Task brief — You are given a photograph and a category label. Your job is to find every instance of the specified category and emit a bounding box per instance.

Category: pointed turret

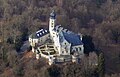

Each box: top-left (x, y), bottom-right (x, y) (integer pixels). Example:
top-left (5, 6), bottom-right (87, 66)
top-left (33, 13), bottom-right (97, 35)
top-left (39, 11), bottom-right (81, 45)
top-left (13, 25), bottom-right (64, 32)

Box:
top-left (50, 10), bottom-right (56, 19)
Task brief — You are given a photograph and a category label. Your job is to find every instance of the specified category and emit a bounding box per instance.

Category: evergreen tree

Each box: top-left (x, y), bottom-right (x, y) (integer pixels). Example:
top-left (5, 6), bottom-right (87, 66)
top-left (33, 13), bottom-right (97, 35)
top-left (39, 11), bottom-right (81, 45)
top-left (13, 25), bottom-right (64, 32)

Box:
top-left (97, 53), bottom-right (105, 77)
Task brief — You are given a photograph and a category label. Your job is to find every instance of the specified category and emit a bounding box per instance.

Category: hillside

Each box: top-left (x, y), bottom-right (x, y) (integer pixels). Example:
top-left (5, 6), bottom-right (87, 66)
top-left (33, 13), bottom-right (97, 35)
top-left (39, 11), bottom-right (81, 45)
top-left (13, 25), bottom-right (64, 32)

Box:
top-left (0, 0), bottom-right (120, 77)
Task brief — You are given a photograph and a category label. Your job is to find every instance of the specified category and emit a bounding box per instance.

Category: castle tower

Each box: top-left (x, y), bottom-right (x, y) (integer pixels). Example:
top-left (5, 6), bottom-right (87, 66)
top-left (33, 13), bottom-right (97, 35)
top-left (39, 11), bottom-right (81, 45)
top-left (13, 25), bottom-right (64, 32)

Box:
top-left (49, 10), bottom-right (56, 34)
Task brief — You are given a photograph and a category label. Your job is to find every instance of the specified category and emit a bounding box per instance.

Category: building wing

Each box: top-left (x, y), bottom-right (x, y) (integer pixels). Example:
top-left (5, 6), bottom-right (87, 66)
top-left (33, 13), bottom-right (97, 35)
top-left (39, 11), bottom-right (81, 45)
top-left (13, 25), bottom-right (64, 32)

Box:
top-left (62, 32), bottom-right (83, 46)
top-left (36, 28), bottom-right (49, 38)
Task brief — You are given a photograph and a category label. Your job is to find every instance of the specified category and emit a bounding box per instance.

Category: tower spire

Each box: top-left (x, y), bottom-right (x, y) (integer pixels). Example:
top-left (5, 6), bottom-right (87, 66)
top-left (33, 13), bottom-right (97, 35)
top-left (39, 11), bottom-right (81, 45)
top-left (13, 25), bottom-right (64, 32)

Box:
top-left (50, 10), bottom-right (56, 19)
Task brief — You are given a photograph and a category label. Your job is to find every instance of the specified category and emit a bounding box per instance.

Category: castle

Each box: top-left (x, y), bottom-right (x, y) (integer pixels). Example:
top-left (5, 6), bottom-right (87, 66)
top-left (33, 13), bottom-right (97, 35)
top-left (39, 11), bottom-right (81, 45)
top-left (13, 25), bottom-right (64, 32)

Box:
top-left (29, 11), bottom-right (84, 65)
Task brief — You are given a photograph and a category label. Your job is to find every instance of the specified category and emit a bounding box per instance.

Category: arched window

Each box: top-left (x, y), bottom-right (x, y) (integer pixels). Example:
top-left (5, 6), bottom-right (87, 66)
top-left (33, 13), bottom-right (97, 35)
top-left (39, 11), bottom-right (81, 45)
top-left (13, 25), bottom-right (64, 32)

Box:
top-left (76, 48), bottom-right (78, 51)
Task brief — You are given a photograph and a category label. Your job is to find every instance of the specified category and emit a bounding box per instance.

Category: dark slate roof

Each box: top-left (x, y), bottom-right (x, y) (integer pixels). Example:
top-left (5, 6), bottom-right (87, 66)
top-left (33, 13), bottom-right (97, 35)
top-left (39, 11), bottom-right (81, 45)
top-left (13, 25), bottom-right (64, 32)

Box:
top-left (53, 25), bottom-right (62, 32)
top-left (53, 25), bottom-right (73, 34)
top-left (36, 28), bottom-right (49, 38)
top-left (50, 10), bottom-right (56, 19)
top-left (62, 32), bottom-right (83, 46)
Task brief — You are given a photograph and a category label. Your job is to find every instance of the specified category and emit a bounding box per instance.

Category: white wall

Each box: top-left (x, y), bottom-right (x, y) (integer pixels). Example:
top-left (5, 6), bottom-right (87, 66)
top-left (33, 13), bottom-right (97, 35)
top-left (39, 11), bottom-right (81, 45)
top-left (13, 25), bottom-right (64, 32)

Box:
top-left (49, 18), bottom-right (55, 31)
top-left (29, 38), bottom-right (38, 47)
top-left (49, 17), bottom-right (56, 38)
top-left (52, 31), bottom-right (61, 55)
top-left (60, 40), bottom-right (71, 55)
top-left (29, 34), bottom-right (50, 47)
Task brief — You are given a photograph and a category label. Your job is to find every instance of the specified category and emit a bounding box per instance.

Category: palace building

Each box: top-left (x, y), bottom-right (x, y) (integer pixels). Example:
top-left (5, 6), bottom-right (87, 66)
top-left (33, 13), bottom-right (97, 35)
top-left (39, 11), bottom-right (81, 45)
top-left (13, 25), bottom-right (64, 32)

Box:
top-left (29, 10), bottom-right (84, 65)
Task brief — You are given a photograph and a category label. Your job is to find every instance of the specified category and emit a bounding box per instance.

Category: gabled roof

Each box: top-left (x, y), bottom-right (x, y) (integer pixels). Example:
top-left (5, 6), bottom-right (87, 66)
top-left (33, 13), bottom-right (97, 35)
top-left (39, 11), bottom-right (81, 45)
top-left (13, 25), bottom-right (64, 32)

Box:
top-left (53, 25), bottom-right (63, 32)
top-left (53, 25), bottom-right (72, 34)
top-left (62, 32), bottom-right (83, 46)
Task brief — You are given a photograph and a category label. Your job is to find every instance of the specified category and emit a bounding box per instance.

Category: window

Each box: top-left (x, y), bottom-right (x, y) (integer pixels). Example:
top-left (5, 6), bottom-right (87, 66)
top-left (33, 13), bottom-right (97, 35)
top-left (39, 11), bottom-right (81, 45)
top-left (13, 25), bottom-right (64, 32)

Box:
top-left (65, 43), bottom-right (66, 45)
top-left (51, 23), bottom-right (54, 26)
top-left (48, 35), bottom-right (50, 38)
top-left (66, 51), bottom-right (68, 53)
top-left (79, 47), bottom-right (81, 51)
top-left (57, 34), bottom-right (58, 37)
top-left (76, 48), bottom-right (78, 51)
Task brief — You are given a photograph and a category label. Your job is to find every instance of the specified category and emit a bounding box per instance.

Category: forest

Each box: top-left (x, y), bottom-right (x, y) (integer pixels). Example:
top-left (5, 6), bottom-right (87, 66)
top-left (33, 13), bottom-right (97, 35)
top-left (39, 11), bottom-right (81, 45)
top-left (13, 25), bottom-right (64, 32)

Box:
top-left (0, 0), bottom-right (120, 77)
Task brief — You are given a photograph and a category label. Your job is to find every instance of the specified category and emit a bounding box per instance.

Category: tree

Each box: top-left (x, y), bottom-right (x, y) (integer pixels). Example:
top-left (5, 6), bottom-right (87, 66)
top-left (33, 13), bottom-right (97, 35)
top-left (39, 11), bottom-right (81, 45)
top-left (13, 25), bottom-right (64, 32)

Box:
top-left (7, 36), bottom-right (14, 44)
top-left (7, 49), bottom-right (18, 67)
top-left (110, 25), bottom-right (120, 44)
top-left (13, 63), bottom-right (24, 77)
top-left (14, 36), bottom-right (23, 52)
top-left (97, 53), bottom-right (105, 77)
top-left (82, 35), bottom-right (95, 54)
top-left (95, 0), bottom-right (107, 7)
top-left (21, 27), bottom-right (29, 41)
top-left (62, 63), bottom-right (82, 77)
top-left (46, 64), bottom-right (61, 77)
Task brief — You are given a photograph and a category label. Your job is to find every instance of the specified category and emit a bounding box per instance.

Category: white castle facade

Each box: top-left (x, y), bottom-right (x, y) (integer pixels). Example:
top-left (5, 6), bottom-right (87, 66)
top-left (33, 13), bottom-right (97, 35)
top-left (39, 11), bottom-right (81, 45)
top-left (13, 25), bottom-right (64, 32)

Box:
top-left (29, 11), bottom-right (84, 65)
